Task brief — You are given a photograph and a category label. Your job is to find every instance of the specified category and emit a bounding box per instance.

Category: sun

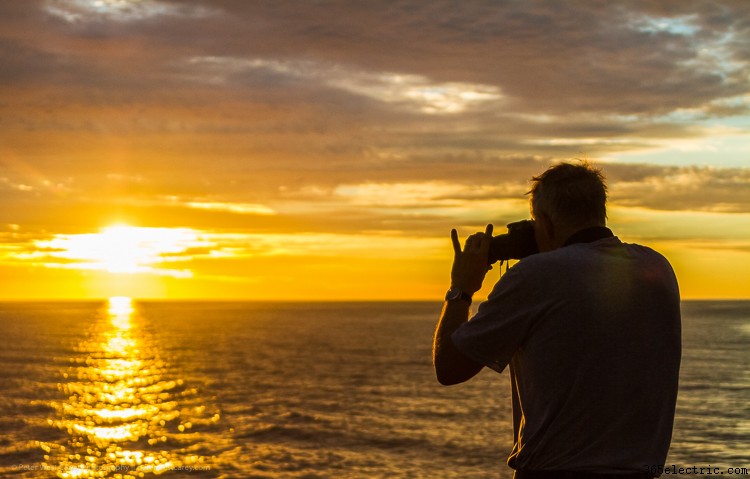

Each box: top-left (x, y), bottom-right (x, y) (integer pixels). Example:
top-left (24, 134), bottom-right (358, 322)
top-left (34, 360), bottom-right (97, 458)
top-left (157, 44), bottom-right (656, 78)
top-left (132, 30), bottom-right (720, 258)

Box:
top-left (32, 224), bottom-right (210, 278)
top-left (91, 225), bottom-right (145, 274)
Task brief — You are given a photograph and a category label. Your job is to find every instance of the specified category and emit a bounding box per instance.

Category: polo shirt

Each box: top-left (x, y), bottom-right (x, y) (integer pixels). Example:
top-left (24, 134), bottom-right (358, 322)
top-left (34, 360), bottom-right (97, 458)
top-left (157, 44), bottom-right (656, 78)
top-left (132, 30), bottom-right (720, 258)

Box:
top-left (452, 231), bottom-right (681, 473)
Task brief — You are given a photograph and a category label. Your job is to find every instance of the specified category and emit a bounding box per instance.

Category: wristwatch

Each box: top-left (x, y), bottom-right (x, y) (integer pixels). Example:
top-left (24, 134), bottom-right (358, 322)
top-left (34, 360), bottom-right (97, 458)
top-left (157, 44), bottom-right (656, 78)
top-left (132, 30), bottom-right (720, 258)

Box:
top-left (445, 287), bottom-right (472, 305)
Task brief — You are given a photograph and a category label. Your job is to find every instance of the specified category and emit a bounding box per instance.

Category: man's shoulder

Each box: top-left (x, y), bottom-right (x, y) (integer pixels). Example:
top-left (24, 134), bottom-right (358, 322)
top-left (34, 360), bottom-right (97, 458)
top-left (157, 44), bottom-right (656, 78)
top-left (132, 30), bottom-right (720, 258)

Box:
top-left (616, 239), bottom-right (675, 268)
top-left (514, 236), bottom-right (674, 272)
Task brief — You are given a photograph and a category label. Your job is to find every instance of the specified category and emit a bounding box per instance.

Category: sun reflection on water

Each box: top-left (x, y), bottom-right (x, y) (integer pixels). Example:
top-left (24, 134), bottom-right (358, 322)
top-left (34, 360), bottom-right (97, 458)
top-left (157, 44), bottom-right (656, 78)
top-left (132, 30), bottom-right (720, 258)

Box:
top-left (43, 297), bottom-right (210, 478)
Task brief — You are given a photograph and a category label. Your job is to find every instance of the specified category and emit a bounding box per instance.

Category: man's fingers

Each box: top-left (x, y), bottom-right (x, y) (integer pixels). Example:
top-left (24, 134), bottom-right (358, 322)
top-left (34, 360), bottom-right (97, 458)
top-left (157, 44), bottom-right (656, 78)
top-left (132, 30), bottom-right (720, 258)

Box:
top-left (453, 225), bottom-right (493, 254)
top-left (479, 224), bottom-right (494, 251)
top-left (451, 228), bottom-right (461, 255)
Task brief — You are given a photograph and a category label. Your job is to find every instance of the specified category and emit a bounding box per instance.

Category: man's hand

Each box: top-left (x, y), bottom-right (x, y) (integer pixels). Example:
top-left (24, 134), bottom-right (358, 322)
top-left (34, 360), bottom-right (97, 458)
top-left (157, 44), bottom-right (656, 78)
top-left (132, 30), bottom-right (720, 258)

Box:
top-left (433, 223), bottom-right (493, 386)
top-left (450, 224), bottom-right (494, 294)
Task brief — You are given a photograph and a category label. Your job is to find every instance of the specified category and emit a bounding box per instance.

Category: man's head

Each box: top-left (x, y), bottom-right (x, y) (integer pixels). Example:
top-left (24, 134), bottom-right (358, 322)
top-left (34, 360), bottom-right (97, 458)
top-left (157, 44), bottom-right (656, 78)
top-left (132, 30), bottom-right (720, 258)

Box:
top-left (529, 161), bottom-right (608, 251)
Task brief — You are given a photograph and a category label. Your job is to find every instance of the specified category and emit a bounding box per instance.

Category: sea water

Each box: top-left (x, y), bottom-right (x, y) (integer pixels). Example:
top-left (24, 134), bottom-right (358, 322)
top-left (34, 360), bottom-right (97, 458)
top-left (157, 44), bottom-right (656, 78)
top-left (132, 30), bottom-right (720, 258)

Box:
top-left (0, 300), bottom-right (747, 478)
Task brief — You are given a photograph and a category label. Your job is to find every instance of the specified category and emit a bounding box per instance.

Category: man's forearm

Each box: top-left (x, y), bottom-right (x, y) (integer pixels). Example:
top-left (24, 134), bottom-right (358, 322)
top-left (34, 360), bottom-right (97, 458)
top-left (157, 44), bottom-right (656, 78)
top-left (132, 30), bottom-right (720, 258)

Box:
top-left (433, 300), bottom-right (483, 385)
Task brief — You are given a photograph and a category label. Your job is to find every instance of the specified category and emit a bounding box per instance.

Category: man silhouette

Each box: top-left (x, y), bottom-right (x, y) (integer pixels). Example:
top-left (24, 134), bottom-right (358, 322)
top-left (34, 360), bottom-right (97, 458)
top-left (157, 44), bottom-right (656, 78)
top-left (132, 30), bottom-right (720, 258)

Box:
top-left (433, 162), bottom-right (681, 479)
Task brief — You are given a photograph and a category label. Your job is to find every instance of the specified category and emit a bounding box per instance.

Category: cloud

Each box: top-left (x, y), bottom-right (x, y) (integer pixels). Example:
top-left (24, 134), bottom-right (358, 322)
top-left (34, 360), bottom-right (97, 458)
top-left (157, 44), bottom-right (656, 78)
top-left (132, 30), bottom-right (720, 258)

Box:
top-left (607, 163), bottom-right (750, 213)
top-left (332, 181), bottom-right (507, 207)
top-left (5, 2), bottom-right (749, 116)
top-left (186, 56), bottom-right (503, 115)
top-left (1, 1), bottom-right (749, 238)
top-left (43, 0), bottom-right (219, 24)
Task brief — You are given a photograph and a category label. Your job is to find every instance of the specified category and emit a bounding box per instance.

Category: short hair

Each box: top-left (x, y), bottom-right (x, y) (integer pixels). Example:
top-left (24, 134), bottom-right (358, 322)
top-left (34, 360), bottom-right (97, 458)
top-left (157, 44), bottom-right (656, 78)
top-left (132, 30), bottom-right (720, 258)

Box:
top-left (529, 161), bottom-right (608, 227)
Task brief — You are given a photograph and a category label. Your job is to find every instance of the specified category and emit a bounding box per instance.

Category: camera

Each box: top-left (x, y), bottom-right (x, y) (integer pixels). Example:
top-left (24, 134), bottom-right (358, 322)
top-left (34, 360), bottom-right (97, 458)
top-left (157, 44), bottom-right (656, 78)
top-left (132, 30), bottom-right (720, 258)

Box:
top-left (488, 220), bottom-right (539, 263)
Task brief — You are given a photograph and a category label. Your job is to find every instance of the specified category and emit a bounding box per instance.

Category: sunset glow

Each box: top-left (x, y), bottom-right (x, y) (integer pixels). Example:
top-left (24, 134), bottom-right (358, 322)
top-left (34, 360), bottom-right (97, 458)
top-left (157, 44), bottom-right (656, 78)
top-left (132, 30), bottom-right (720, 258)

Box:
top-left (1, 2), bottom-right (749, 299)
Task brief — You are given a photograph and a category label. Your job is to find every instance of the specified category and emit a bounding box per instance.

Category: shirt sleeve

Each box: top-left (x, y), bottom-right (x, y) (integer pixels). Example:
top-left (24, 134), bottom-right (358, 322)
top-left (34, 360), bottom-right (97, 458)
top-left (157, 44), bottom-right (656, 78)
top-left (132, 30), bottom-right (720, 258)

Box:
top-left (451, 263), bottom-right (537, 374)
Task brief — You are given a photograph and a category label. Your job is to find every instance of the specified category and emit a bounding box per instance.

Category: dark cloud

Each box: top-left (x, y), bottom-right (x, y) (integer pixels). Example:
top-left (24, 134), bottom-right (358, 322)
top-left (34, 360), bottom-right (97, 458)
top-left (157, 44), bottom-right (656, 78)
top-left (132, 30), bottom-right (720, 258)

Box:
top-left (0, 0), bottom-right (749, 239)
top-left (4, 1), bottom-right (749, 112)
top-left (606, 163), bottom-right (750, 213)
top-left (165, 0), bottom-right (749, 116)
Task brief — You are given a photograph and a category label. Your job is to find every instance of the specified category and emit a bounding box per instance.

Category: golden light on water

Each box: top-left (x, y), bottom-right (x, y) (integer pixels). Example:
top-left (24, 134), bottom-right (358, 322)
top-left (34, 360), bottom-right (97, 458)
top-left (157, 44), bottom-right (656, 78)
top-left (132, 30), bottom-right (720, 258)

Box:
top-left (107, 297), bottom-right (134, 336)
top-left (108, 296), bottom-right (134, 318)
top-left (43, 297), bottom-right (211, 477)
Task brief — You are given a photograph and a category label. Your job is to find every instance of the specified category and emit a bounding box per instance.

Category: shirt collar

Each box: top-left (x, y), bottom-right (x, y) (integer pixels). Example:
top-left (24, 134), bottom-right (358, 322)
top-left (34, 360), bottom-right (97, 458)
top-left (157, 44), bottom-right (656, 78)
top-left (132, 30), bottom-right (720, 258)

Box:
top-left (562, 226), bottom-right (614, 247)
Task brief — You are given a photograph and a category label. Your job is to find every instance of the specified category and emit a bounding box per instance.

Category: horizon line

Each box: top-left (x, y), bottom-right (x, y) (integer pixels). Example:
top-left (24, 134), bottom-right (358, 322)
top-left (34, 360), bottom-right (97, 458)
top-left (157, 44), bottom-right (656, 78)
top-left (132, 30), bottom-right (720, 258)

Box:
top-left (0, 297), bottom-right (747, 302)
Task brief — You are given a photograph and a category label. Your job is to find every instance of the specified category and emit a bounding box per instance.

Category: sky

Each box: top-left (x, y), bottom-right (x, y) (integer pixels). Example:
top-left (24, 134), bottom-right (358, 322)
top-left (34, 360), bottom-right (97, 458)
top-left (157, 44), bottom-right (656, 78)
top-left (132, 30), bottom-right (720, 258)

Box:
top-left (1, 0), bottom-right (749, 300)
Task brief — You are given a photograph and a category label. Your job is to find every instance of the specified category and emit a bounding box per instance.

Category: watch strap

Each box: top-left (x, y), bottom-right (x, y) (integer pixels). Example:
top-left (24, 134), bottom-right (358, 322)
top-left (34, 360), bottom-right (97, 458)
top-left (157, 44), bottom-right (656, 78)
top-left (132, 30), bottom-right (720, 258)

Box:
top-left (446, 287), bottom-right (473, 305)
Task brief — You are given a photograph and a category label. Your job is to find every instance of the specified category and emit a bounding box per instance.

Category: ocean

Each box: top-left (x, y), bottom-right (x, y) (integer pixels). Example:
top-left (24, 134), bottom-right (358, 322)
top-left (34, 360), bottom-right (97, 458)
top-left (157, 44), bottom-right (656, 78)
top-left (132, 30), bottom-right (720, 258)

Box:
top-left (0, 300), bottom-right (747, 478)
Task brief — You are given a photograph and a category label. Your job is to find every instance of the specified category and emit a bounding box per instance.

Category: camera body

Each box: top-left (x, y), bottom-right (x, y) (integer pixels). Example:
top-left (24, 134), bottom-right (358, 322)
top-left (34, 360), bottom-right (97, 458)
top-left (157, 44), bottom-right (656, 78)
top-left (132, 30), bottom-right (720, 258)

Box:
top-left (488, 220), bottom-right (539, 263)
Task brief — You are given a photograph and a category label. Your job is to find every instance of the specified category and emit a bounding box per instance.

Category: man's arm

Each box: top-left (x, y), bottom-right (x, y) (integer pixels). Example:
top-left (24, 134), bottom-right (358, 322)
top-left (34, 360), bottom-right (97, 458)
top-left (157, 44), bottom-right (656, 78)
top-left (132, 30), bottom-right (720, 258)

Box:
top-left (432, 224), bottom-right (493, 385)
top-left (433, 299), bottom-right (483, 385)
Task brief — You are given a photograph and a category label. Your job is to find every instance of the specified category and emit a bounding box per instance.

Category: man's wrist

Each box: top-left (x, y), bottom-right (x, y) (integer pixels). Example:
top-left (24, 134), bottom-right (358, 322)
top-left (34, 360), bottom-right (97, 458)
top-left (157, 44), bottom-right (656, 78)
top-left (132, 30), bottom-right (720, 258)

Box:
top-left (445, 286), bottom-right (473, 305)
